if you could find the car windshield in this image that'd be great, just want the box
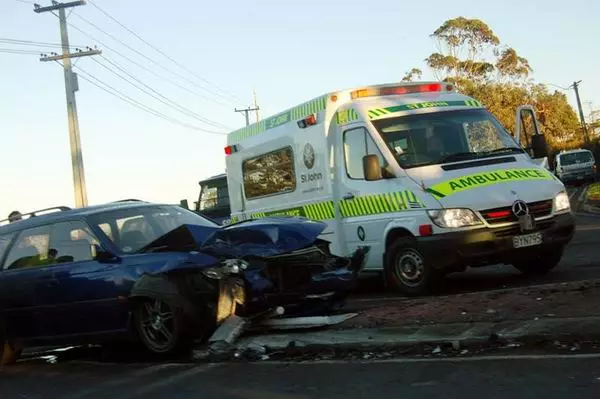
[371,108,523,169]
[86,205,217,253]
[560,151,593,165]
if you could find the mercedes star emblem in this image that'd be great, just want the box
[512,200,529,217]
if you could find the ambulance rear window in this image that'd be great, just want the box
[242,147,296,199]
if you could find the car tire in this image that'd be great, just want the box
[384,237,442,296]
[512,247,564,276]
[133,298,188,356]
[0,322,22,366]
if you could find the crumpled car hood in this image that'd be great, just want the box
[142,216,327,258]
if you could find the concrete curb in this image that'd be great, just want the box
[235,316,600,352]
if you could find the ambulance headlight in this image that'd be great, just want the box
[427,208,482,228]
[554,191,571,213]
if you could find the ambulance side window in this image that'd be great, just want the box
[344,127,385,180]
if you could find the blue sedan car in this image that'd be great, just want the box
[0,201,366,360]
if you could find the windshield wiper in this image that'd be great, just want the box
[485,147,524,155]
[439,152,479,163]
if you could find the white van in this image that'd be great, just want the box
[554,148,597,184]
[224,82,575,295]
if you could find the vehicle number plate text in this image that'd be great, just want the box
[513,232,543,248]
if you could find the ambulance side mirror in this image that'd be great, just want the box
[531,134,548,159]
[363,155,383,181]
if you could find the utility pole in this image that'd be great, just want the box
[571,80,589,145]
[34,1,101,208]
[252,90,260,123]
[235,105,260,126]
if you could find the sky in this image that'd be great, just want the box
[1,0,599,218]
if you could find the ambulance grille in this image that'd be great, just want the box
[481,199,553,224]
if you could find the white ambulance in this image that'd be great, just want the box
[224,82,575,295]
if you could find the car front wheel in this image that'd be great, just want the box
[512,247,564,276]
[133,298,186,355]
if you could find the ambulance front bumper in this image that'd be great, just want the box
[419,213,576,270]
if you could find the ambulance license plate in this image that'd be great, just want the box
[513,232,543,248]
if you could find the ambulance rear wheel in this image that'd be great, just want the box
[385,238,441,296]
[512,247,563,276]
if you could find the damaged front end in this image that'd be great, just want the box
[138,217,367,321]
[198,217,368,317]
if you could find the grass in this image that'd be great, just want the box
[587,182,600,201]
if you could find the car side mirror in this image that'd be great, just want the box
[91,244,120,263]
[363,154,383,181]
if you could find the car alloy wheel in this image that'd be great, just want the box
[135,298,179,354]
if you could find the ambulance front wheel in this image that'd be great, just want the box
[512,247,564,276]
[384,238,442,296]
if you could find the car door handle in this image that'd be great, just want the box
[343,193,355,200]
[45,279,59,287]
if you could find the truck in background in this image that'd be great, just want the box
[554,148,597,184]
[194,173,231,225]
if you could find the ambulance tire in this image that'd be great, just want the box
[385,238,442,296]
[512,247,563,276]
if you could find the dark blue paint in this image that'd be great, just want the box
[0,203,359,347]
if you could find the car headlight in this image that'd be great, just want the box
[427,208,482,228]
[201,259,248,280]
[554,191,571,213]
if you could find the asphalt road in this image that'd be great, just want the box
[349,183,600,304]
[3,354,600,398]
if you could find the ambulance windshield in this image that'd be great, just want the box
[371,108,523,169]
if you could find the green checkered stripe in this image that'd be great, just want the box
[228,95,328,144]
[335,108,360,125]
[368,99,483,119]
[230,190,425,222]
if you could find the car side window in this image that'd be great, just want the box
[0,233,16,266]
[3,225,52,270]
[48,221,99,264]
[344,127,386,179]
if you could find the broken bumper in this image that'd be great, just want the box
[240,245,367,316]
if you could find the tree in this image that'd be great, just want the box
[401,68,423,82]
[412,17,581,150]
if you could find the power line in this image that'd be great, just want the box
[0,38,85,49]
[0,48,43,55]
[86,0,244,105]
[74,66,227,136]
[65,21,233,108]
[91,55,229,130]
[71,11,240,107]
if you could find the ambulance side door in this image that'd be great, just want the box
[336,124,393,270]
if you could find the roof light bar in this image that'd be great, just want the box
[351,83,448,100]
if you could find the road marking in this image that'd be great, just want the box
[576,224,600,231]
[569,188,580,201]
[67,363,191,399]
[122,363,219,398]
[578,185,589,204]
[260,352,600,365]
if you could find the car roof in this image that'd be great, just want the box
[0,201,176,235]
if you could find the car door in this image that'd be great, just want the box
[336,125,414,270]
[0,225,56,340]
[41,220,130,337]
